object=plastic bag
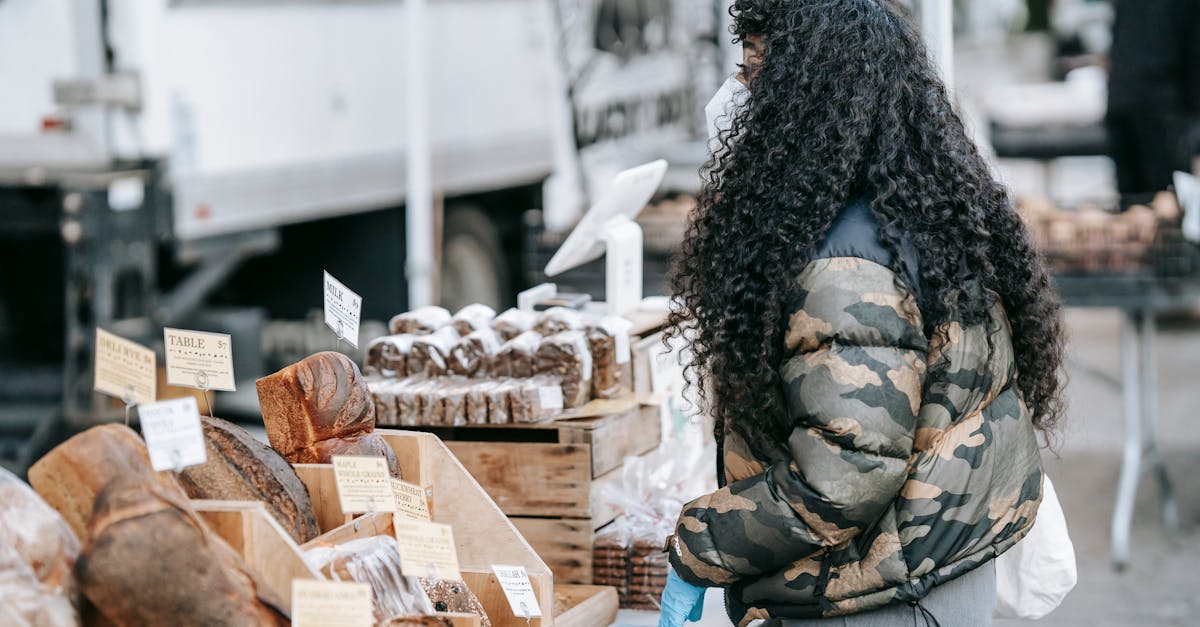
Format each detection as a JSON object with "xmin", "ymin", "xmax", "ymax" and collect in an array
[
  {"xmin": 449, "ymin": 328, "xmax": 501, "ymax": 378},
  {"xmin": 587, "ymin": 317, "xmax": 632, "ymax": 399},
  {"xmin": 464, "ymin": 382, "xmax": 490, "ymax": 425},
  {"xmin": 494, "ymin": 331, "xmax": 541, "ymax": 378},
  {"xmin": 995, "ymin": 476, "xmax": 1076, "ymax": 619},
  {"xmin": 389, "ymin": 306, "xmax": 452, "ymax": 335},
  {"xmin": 491, "ymin": 308, "xmax": 536, "ymax": 342},
  {"xmin": 534, "ymin": 331, "xmax": 593, "ymax": 408},
  {"xmin": 365, "ymin": 335, "xmax": 416, "ymax": 378},
  {"xmin": 439, "ymin": 378, "xmax": 469, "ymax": 427},
  {"xmin": 533, "ymin": 307, "xmax": 584, "ymax": 336},
  {"xmin": 407, "ymin": 328, "xmax": 461, "ymax": 378},
  {"xmin": 449, "ymin": 304, "xmax": 497, "ymax": 336},
  {"xmin": 509, "ymin": 376, "xmax": 564, "ymax": 423},
  {"xmin": 486, "ymin": 380, "xmax": 514, "ymax": 424},
  {"xmin": 367, "ymin": 378, "xmax": 401, "ymax": 426},
  {"xmin": 0, "ymin": 468, "xmax": 81, "ymax": 626},
  {"xmin": 304, "ymin": 536, "xmax": 436, "ymax": 622}
]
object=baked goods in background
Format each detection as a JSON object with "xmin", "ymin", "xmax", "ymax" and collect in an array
[
  {"xmin": 389, "ymin": 306, "xmax": 452, "ymax": 335},
  {"xmin": 0, "ymin": 468, "xmax": 81, "ymax": 627},
  {"xmin": 449, "ymin": 304, "xmax": 497, "ymax": 336},
  {"xmin": 534, "ymin": 331, "xmax": 593, "ymax": 408},
  {"xmin": 490, "ymin": 308, "xmax": 536, "ymax": 342}
]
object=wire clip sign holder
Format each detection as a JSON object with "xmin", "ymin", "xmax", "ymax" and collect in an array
[{"xmin": 93, "ymin": 327, "xmax": 157, "ymax": 426}]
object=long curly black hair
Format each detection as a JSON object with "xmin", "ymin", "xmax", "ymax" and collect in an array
[{"xmin": 667, "ymin": 0, "xmax": 1065, "ymax": 452}]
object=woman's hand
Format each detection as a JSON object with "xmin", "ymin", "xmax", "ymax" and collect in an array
[{"xmin": 658, "ymin": 568, "xmax": 706, "ymax": 627}]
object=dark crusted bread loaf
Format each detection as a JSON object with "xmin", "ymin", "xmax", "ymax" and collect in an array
[
  {"xmin": 290, "ymin": 431, "xmax": 401, "ymax": 478},
  {"xmin": 76, "ymin": 476, "xmax": 288, "ymax": 627},
  {"xmin": 256, "ymin": 351, "xmax": 376, "ymax": 458},
  {"xmin": 178, "ymin": 416, "xmax": 320, "ymax": 544}
]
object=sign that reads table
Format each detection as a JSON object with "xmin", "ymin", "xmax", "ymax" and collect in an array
[
  {"xmin": 393, "ymin": 520, "xmax": 462, "ymax": 581},
  {"xmin": 291, "ymin": 579, "xmax": 373, "ymax": 627},
  {"xmin": 323, "ymin": 270, "xmax": 362, "ymax": 348},
  {"xmin": 492, "ymin": 564, "xmax": 543, "ymax": 618},
  {"xmin": 332, "ymin": 456, "xmax": 396, "ymax": 514},
  {"xmin": 390, "ymin": 478, "xmax": 431, "ymax": 521},
  {"xmin": 94, "ymin": 328, "xmax": 156, "ymax": 404},
  {"xmin": 138, "ymin": 396, "xmax": 207, "ymax": 472},
  {"xmin": 163, "ymin": 328, "xmax": 236, "ymax": 391}
]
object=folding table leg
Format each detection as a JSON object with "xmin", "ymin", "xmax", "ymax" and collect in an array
[
  {"xmin": 1111, "ymin": 310, "xmax": 1141, "ymax": 570},
  {"xmin": 1138, "ymin": 313, "xmax": 1179, "ymax": 531}
]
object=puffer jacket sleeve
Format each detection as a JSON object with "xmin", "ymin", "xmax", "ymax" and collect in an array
[{"xmin": 669, "ymin": 257, "xmax": 929, "ymax": 587}]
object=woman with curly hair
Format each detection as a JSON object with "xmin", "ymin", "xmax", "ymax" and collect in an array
[{"xmin": 658, "ymin": 1, "xmax": 1065, "ymax": 625}]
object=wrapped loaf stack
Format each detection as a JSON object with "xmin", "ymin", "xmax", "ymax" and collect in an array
[
  {"xmin": 257, "ymin": 351, "xmax": 400, "ymax": 477},
  {"xmin": 304, "ymin": 536, "xmax": 437, "ymax": 623}
]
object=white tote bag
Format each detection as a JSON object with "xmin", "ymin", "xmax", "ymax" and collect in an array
[{"xmin": 994, "ymin": 476, "xmax": 1077, "ymax": 619}]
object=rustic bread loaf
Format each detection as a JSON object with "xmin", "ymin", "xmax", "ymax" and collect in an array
[
  {"xmin": 76, "ymin": 476, "xmax": 288, "ymax": 627},
  {"xmin": 292, "ymin": 431, "xmax": 401, "ymax": 478},
  {"xmin": 177, "ymin": 416, "xmax": 320, "ymax": 544},
  {"xmin": 256, "ymin": 351, "xmax": 375, "ymax": 458},
  {"xmin": 28, "ymin": 423, "xmax": 185, "ymax": 541}
]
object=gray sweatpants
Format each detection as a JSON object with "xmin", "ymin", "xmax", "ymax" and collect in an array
[{"xmin": 778, "ymin": 560, "xmax": 996, "ymax": 627}]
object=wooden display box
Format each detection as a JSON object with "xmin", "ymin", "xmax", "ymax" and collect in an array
[{"xmin": 408, "ymin": 395, "xmax": 662, "ymax": 584}]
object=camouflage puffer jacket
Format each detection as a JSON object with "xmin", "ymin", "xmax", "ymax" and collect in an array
[{"xmin": 668, "ymin": 201, "xmax": 1044, "ymax": 624}]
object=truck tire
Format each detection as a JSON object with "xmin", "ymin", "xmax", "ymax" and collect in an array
[{"xmin": 441, "ymin": 206, "xmax": 507, "ymax": 312}]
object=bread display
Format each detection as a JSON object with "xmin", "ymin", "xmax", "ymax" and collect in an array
[
  {"xmin": 389, "ymin": 306, "xmax": 451, "ymax": 335},
  {"xmin": 293, "ymin": 431, "xmax": 401, "ymax": 478},
  {"xmin": 177, "ymin": 416, "xmax": 320, "ymax": 544},
  {"xmin": 365, "ymin": 335, "xmax": 416, "ymax": 378},
  {"xmin": 449, "ymin": 304, "xmax": 496, "ymax": 336},
  {"xmin": 0, "ymin": 468, "xmax": 80, "ymax": 626},
  {"xmin": 493, "ymin": 331, "xmax": 542, "ymax": 379},
  {"xmin": 28, "ymin": 424, "xmax": 184, "ymax": 541},
  {"xmin": 304, "ymin": 535, "xmax": 436, "ymax": 622},
  {"xmin": 76, "ymin": 476, "xmax": 288, "ymax": 626},
  {"xmin": 490, "ymin": 308, "xmax": 535, "ymax": 342},
  {"xmin": 534, "ymin": 331, "xmax": 593, "ymax": 408},
  {"xmin": 257, "ymin": 351, "xmax": 375, "ymax": 459},
  {"xmin": 448, "ymin": 328, "xmax": 501, "ymax": 377},
  {"xmin": 407, "ymin": 328, "xmax": 461, "ymax": 378}
]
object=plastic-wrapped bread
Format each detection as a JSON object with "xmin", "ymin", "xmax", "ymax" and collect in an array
[
  {"xmin": 464, "ymin": 382, "xmax": 490, "ymax": 425},
  {"xmin": 535, "ymin": 331, "xmax": 593, "ymax": 408},
  {"xmin": 533, "ymin": 306, "xmax": 584, "ymax": 336},
  {"xmin": 420, "ymin": 579, "xmax": 491, "ymax": 627},
  {"xmin": 368, "ymin": 378, "xmax": 401, "ymax": 427},
  {"xmin": 365, "ymin": 335, "xmax": 416, "ymax": 378},
  {"xmin": 256, "ymin": 351, "xmax": 375, "ymax": 459},
  {"xmin": 448, "ymin": 327, "xmax": 501, "ymax": 377},
  {"xmin": 178, "ymin": 416, "xmax": 321, "ymax": 544},
  {"xmin": 439, "ymin": 379, "xmax": 468, "ymax": 427},
  {"xmin": 416, "ymin": 382, "xmax": 444, "ymax": 427},
  {"xmin": 509, "ymin": 376, "xmax": 564, "ymax": 423},
  {"xmin": 493, "ymin": 331, "xmax": 542, "ymax": 378},
  {"xmin": 28, "ymin": 423, "xmax": 186, "ymax": 541},
  {"xmin": 486, "ymin": 380, "xmax": 514, "ymax": 424},
  {"xmin": 449, "ymin": 304, "xmax": 497, "ymax": 336},
  {"xmin": 291, "ymin": 432, "xmax": 402, "ymax": 478},
  {"xmin": 490, "ymin": 308, "xmax": 536, "ymax": 342},
  {"xmin": 587, "ymin": 316, "xmax": 633, "ymax": 399},
  {"xmin": 304, "ymin": 536, "xmax": 436, "ymax": 622},
  {"xmin": 76, "ymin": 476, "xmax": 288, "ymax": 626},
  {"xmin": 396, "ymin": 380, "xmax": 429, "ymax": 428},
  {"xmin": 407, "ymin": 328, "xmax": 460, "ymax": 378},
  {"xmin": 389, "ymin": 306, "xmax": 451, "ymax": 335},
  {"xmin": 0, "ymin": 468, "xmax": 80, "ymax": 627}
]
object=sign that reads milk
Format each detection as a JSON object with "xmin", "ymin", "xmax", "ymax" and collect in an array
[
  {"xmin": 93, "ymin": 328, "xmax": 156, "ymax": 404},
  {"xmin": 163, "ymin": 328, "xmax": 236, "ymax": 391},
  {"xmin": 323, "ymin": 271, "xmax": 362, "ymax": 348},
  {"xmin": 492, "ymin": 564, "xmax": 543, "ymax": 618},
  {"xmin": 291, "ymin": 579, "xmax": 373, "ymax": 627},
  {"xmin": 138, "ymin": 396, "xmax": 206, "ymax": 472}
]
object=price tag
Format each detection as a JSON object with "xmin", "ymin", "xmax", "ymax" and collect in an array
[
  {"xmin": 138, "ymin": 397, "xmax": 207, "ymax": 472},
  {"xmin": 291, "ymin": 579, "xmax": 373, "ymax": 627},
  {"xmin": 332, "ymin": 456, "xmax": 396, "ymax": 514},
  {"xmin": 163, "ymin": 328, "xmax": 236, "ymax": 391},
  {"xmin": 491, "ymin": 565, "xmax": 543, "ymax": 619},
  {"xmin": 94, "ymin": 328, "xmax": 156, "ymax": 404},
  {"xmin": 391, "ymin": 478, "xmax": 431, "ymax": 521},
  {"xmin": 323, "ymin": 271, "xmax": 362, "ymax": 348},
  {"xmin": 393, "ymin": 520, "xmax": 462, "ymax": 581}
]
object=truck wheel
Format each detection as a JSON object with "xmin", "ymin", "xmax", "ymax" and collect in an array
[{"xmin": 441, "ymin": 206, "xmax": 507, "ymax": 311}]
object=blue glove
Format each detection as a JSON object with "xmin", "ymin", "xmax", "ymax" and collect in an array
[{"xmin": 658, "ymin": 568, "xmax": 706, "ymax": 627}]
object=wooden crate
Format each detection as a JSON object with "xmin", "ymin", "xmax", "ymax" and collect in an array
[
  {"xmin": 408, "ymin": 396, "xmax": 661, "ymax": 585},
  {"xmin": 294, "ymin": 429, "xmax": 558, "ymax": 627},
  {"xmin": 555, "ymin": 584, "xmax": 619, "ymax": 627}
]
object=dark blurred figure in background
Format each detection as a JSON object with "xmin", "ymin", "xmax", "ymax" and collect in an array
[{"xmin": 1106, "ymin": 0, "xmax": 1200, "ymax": 209}]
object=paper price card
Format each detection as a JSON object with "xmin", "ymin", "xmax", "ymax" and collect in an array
[
  {"xmin": 138, "ymin": 397, "xmax": 207, "ymax": 472},
  {"xmin": 292, "ymin": 579, "xmax": 373, "ymax": 627},
  {"xmin": 323, "ymin": 271, "xmax": 362, "ymax": 348},
  {"xmin": 332, "ymin": 456, "xmax": 396, "ymax": 514},
  {"xmin": 393, "ymin": 520, "xmax": 462, "ymax": 581},
  {"xmin": 163, "ymin": 328, "xmax": 236, "ymax": 391},
  {"xmin": 391, "ymin": 478, "xmax": 431, "ymax": 521},
  {"xmin": 94, "ymin": 328, "xmax": 156, "ymax": 404},
  {"xmin": 492, "ymin": 565, "xmax": 543, "ymax": 618}
]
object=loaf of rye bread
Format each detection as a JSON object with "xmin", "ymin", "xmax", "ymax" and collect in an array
[
  {"xmin": 76, "ymin": 476, "xmax": 288, "ymax": 627},
  {"xmin": 256, "ymin": 351, "xmax": 376, "ymax": 458},
  {"xmin": 28, "ymin": 424, "xmax": 184, "ymax": 541},
  {"xmin": 177, "ymin": 416, "xmax": 320, "ymax": 544}
]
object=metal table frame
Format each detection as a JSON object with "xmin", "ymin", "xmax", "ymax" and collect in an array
[{"xmin": 1054, "ymin": 275, "xmax": 1198, "ymax": 569}]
